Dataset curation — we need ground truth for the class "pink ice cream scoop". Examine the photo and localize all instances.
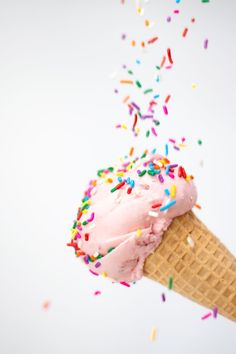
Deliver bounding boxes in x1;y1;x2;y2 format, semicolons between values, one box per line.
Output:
68;150;197;283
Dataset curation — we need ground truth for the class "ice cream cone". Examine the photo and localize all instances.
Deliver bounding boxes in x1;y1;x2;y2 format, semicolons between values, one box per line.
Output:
144;211;236;322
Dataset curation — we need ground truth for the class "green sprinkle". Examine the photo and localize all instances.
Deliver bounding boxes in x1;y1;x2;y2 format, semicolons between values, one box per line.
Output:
97;169;104;177
110;186;117;193
81;203;90;211
198;139;202;145
155;65;161;70
82;221;88;226
88;256;94;263
136;80;142;88
141;152;147;159
108;167;114;172
108;247;115;253
128;70;133;75
148;170;155;176
137;111;142;118
202;0;209;3
97;254;103;259
72;221;77;229
168;275;173;290
144;88;153;95
146;130;150;138
138;170;147;177
153;120;160;126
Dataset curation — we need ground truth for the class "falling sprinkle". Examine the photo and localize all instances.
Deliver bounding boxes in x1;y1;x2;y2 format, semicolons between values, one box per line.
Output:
192;83;197;89
129;147;134;156
152;203;162;209
165;144;168;156
165;95;171;103
136;229;142;238
194;203;202;210
161;293;166;302
204;39;208;49
136;80;142;88
163;106;168;115
120;80;133;84
121;33;126;40
173;10;180;14
42;300;51;310
144;88;153;95
131;40;136;47
213;306;218;319
123;95;130;103
94;290;101;296
168;275;173;290
146;130;150;138
182;27;188;38
151;127;158;137
147;36;158;44
201;312;212;320
198;139;202;145
167;48;174;64
120;281;130;287
150;327;157;342
202;0;210;3
89;269;99;276
160;56;166;68
167;16;171;22
145;19;150;27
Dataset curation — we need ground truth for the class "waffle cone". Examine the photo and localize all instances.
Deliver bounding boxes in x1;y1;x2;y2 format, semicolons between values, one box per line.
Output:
144;211;236;322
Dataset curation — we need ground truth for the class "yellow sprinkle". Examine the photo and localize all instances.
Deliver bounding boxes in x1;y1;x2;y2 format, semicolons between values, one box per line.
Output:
135;127;140;135
126;164;133;171
71;229;77;239
186;175;191;182
192;83;197;89
150;327;157;342
106;178;113;183
82;209;88;215
137;7;144;15
170;184;176;198
116;172;124;177
179;143;187;148
102;272;107;278
145;19;150;27
136;229;142;238
121;124;127;130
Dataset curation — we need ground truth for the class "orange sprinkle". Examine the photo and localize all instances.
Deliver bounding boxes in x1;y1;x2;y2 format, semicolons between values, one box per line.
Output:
131;40;136;47
165;95;171;104
194;204;202;210
120;80;134;84
123;95;130;103
129;147;134;156
182;27;188;38
160;55;166;68
141;41;145;48
106;178;113;183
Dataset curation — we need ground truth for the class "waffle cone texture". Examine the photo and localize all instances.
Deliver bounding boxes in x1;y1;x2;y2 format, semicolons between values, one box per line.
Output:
144;211;236;322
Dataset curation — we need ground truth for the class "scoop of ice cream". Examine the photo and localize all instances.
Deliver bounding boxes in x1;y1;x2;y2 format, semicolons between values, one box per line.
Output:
68;150;197;282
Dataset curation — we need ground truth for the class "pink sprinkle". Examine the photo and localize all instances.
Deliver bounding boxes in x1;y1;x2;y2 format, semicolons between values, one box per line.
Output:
151;127;158;137
165;65;172;69
120;281;130;287
204;39;208;49
163;105;168;115
173;9;179;14
89;269;99;276
116;124;121;128
87;212;95;222
181;137;186;142
169;138;176;144
168;173;175;179
201;312;212;320
94;290;101;296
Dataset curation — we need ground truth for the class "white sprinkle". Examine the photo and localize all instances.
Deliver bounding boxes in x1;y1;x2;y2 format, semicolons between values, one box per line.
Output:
148;211;158;218
187;235;195;248
93;251;99;258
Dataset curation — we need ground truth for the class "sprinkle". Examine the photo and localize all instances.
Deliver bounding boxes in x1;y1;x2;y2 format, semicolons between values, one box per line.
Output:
136;80;142;88
165;144;168;156
168;275;173;289
147;36;158;44
160;56;166;68
89;269;99;276
94;290;101;296
167;48;174;64
129;147;134;156
170;184;176;197
182;28;188;37
102;272;107;278
201;312;212;320
163;105;168;115
160;200;176;212
191;17;195;23
120;80;133;84
131;102;140;110
146;130;150;138
198;139;202;145
202;0;210;3
145;19;150;27
84;233;89;241
161;293;166;302
187;235;195;248
121;33;126;40
131;40;136;47
194;203;202;210
164;189;170;196
120;281;130;287
136;59;141;64
139;170;147;177
95;261;101;268
142;115;153;119
127;187;132;194
173;10;179;14
150;327;157;341
151;127;158;137
165;95;171;104
176;0;181;3
151;203;162;209
204;39;208;49
132;113;138;130
213;306;218;319
167;16;171;22
144;88;153;95
158;174;164;183
136;229;142;238
192;83;197;89
42;300;51;310
148;211;158;217
169;138;176;144
108;247;115;253
141;41;145;48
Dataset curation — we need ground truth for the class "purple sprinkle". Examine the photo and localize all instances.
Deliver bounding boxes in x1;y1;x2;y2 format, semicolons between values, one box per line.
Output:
137;169;141;174
168;164;178;168
213;306;218;319
142;115;154;119
158;174;164;183
89;269;99;276
95;261;101;268
122;64;127;69
167;16;171;22
174;146;180;151
114;89;119;94
131;102;140;111
161;293;166;302
129;105;134;115
121;33;126;40
204;39;208;49
84;255;89;264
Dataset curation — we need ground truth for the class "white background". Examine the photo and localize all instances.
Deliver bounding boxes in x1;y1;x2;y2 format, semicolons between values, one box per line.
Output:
0;0;236;353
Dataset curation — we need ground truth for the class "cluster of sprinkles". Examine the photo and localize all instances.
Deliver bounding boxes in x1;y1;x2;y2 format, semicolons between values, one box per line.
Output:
68;148;194;281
